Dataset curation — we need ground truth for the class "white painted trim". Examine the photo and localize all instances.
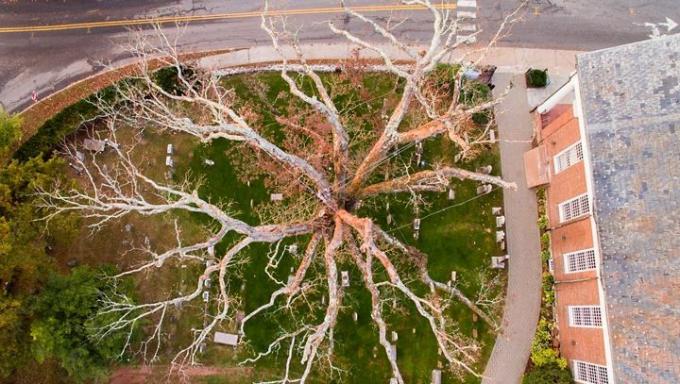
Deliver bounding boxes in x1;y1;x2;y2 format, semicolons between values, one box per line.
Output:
573;75;616;384
573;359;610;384
536;72;578;114
568;305;603;328
564;248;597;273
553;140;584;174
558;192;590;222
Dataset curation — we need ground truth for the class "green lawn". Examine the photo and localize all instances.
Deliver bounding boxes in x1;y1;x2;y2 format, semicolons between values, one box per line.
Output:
51;70;505;383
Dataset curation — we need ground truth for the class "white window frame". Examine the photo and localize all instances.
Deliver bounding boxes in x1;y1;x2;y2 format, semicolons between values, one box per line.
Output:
554;141;584;174
559;193;590;223
564;248;597;273
568;305;603;328
573;360;610;384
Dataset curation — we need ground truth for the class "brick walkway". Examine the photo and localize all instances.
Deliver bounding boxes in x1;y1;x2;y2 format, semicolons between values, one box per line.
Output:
482;73;543;384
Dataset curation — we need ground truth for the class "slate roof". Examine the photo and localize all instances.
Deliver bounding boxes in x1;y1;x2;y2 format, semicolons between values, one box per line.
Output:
577;34;680;383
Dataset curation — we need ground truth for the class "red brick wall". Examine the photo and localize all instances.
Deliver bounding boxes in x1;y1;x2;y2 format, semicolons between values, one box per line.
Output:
536;105;607;367
555;279;607;366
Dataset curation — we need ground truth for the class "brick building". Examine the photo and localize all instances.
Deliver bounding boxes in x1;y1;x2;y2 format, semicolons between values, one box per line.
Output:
524;34;680;383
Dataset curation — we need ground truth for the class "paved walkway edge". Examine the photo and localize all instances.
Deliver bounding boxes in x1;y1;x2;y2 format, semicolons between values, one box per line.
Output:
482;73;547;384
13;43;582;115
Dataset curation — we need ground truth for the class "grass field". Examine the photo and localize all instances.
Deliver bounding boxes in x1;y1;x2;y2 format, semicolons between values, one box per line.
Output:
52;70;506;383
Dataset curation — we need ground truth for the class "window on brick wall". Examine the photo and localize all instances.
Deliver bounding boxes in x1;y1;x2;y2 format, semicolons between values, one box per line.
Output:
559;193;590;222
554;141;584;174
569;306;603;327
564;248;597;273
574;360;610;384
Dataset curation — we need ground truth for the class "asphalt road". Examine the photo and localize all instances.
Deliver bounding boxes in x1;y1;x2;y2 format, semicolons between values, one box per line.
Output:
1;0;678;112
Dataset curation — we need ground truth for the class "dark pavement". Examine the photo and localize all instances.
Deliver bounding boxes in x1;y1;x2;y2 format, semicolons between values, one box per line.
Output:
1;0;679;112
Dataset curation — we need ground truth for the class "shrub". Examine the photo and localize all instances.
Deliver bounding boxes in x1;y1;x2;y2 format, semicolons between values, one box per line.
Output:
523;362;572;384
153;65;198;95
530;319;566;368
525;68;548;88
540;232;551;250
31;266;138;382
537;215;549;231
0;109;22;162
542;272;555;305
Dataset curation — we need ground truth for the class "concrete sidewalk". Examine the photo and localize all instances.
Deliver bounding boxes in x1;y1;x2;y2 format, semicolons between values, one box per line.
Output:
482;73;543;384
13;43;581;115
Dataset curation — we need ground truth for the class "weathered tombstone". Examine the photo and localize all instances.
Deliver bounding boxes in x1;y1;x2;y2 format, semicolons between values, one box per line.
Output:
413;218;421;240
352;312;358;322
167;144;174;155
341;271;350;287
448;187;455;200
391;331;398;342
432;369;442;384
476;165;493;174
477;184;492;195
288;244;298;255
202;291;210;302
270;193;284;201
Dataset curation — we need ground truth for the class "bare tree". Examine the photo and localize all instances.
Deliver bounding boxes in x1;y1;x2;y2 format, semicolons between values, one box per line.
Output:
40;1;522;382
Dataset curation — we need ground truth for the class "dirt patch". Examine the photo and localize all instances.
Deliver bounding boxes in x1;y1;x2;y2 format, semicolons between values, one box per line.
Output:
109;365;254;384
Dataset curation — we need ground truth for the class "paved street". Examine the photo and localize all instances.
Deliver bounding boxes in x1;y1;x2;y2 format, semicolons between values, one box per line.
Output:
1;0;679;112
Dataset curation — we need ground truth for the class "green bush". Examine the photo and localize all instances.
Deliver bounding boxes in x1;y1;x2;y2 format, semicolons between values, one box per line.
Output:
523;362;572;384
526;68;548;88
530;319;566;369
542;272;555;305
153;65;198;95
540;232;551;250
472;111;491;126
537;215;549;231
31;266;138;382
0;109;22;162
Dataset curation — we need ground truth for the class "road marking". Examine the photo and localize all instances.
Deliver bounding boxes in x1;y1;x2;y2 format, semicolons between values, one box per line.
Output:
456;35;477;44
457;10;477;19
458;24;476;32
0;3;456;34
457;0;477;9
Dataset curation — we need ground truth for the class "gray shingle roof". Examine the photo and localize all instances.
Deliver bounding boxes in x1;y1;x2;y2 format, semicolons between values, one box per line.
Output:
577;34;680;383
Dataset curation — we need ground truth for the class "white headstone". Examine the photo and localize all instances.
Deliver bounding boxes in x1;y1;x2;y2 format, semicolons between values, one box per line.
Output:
213;332;239;346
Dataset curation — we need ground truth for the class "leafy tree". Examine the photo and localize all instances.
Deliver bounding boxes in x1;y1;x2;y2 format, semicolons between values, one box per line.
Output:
523;362;573;384
0;108;22;162
31;266;136;382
